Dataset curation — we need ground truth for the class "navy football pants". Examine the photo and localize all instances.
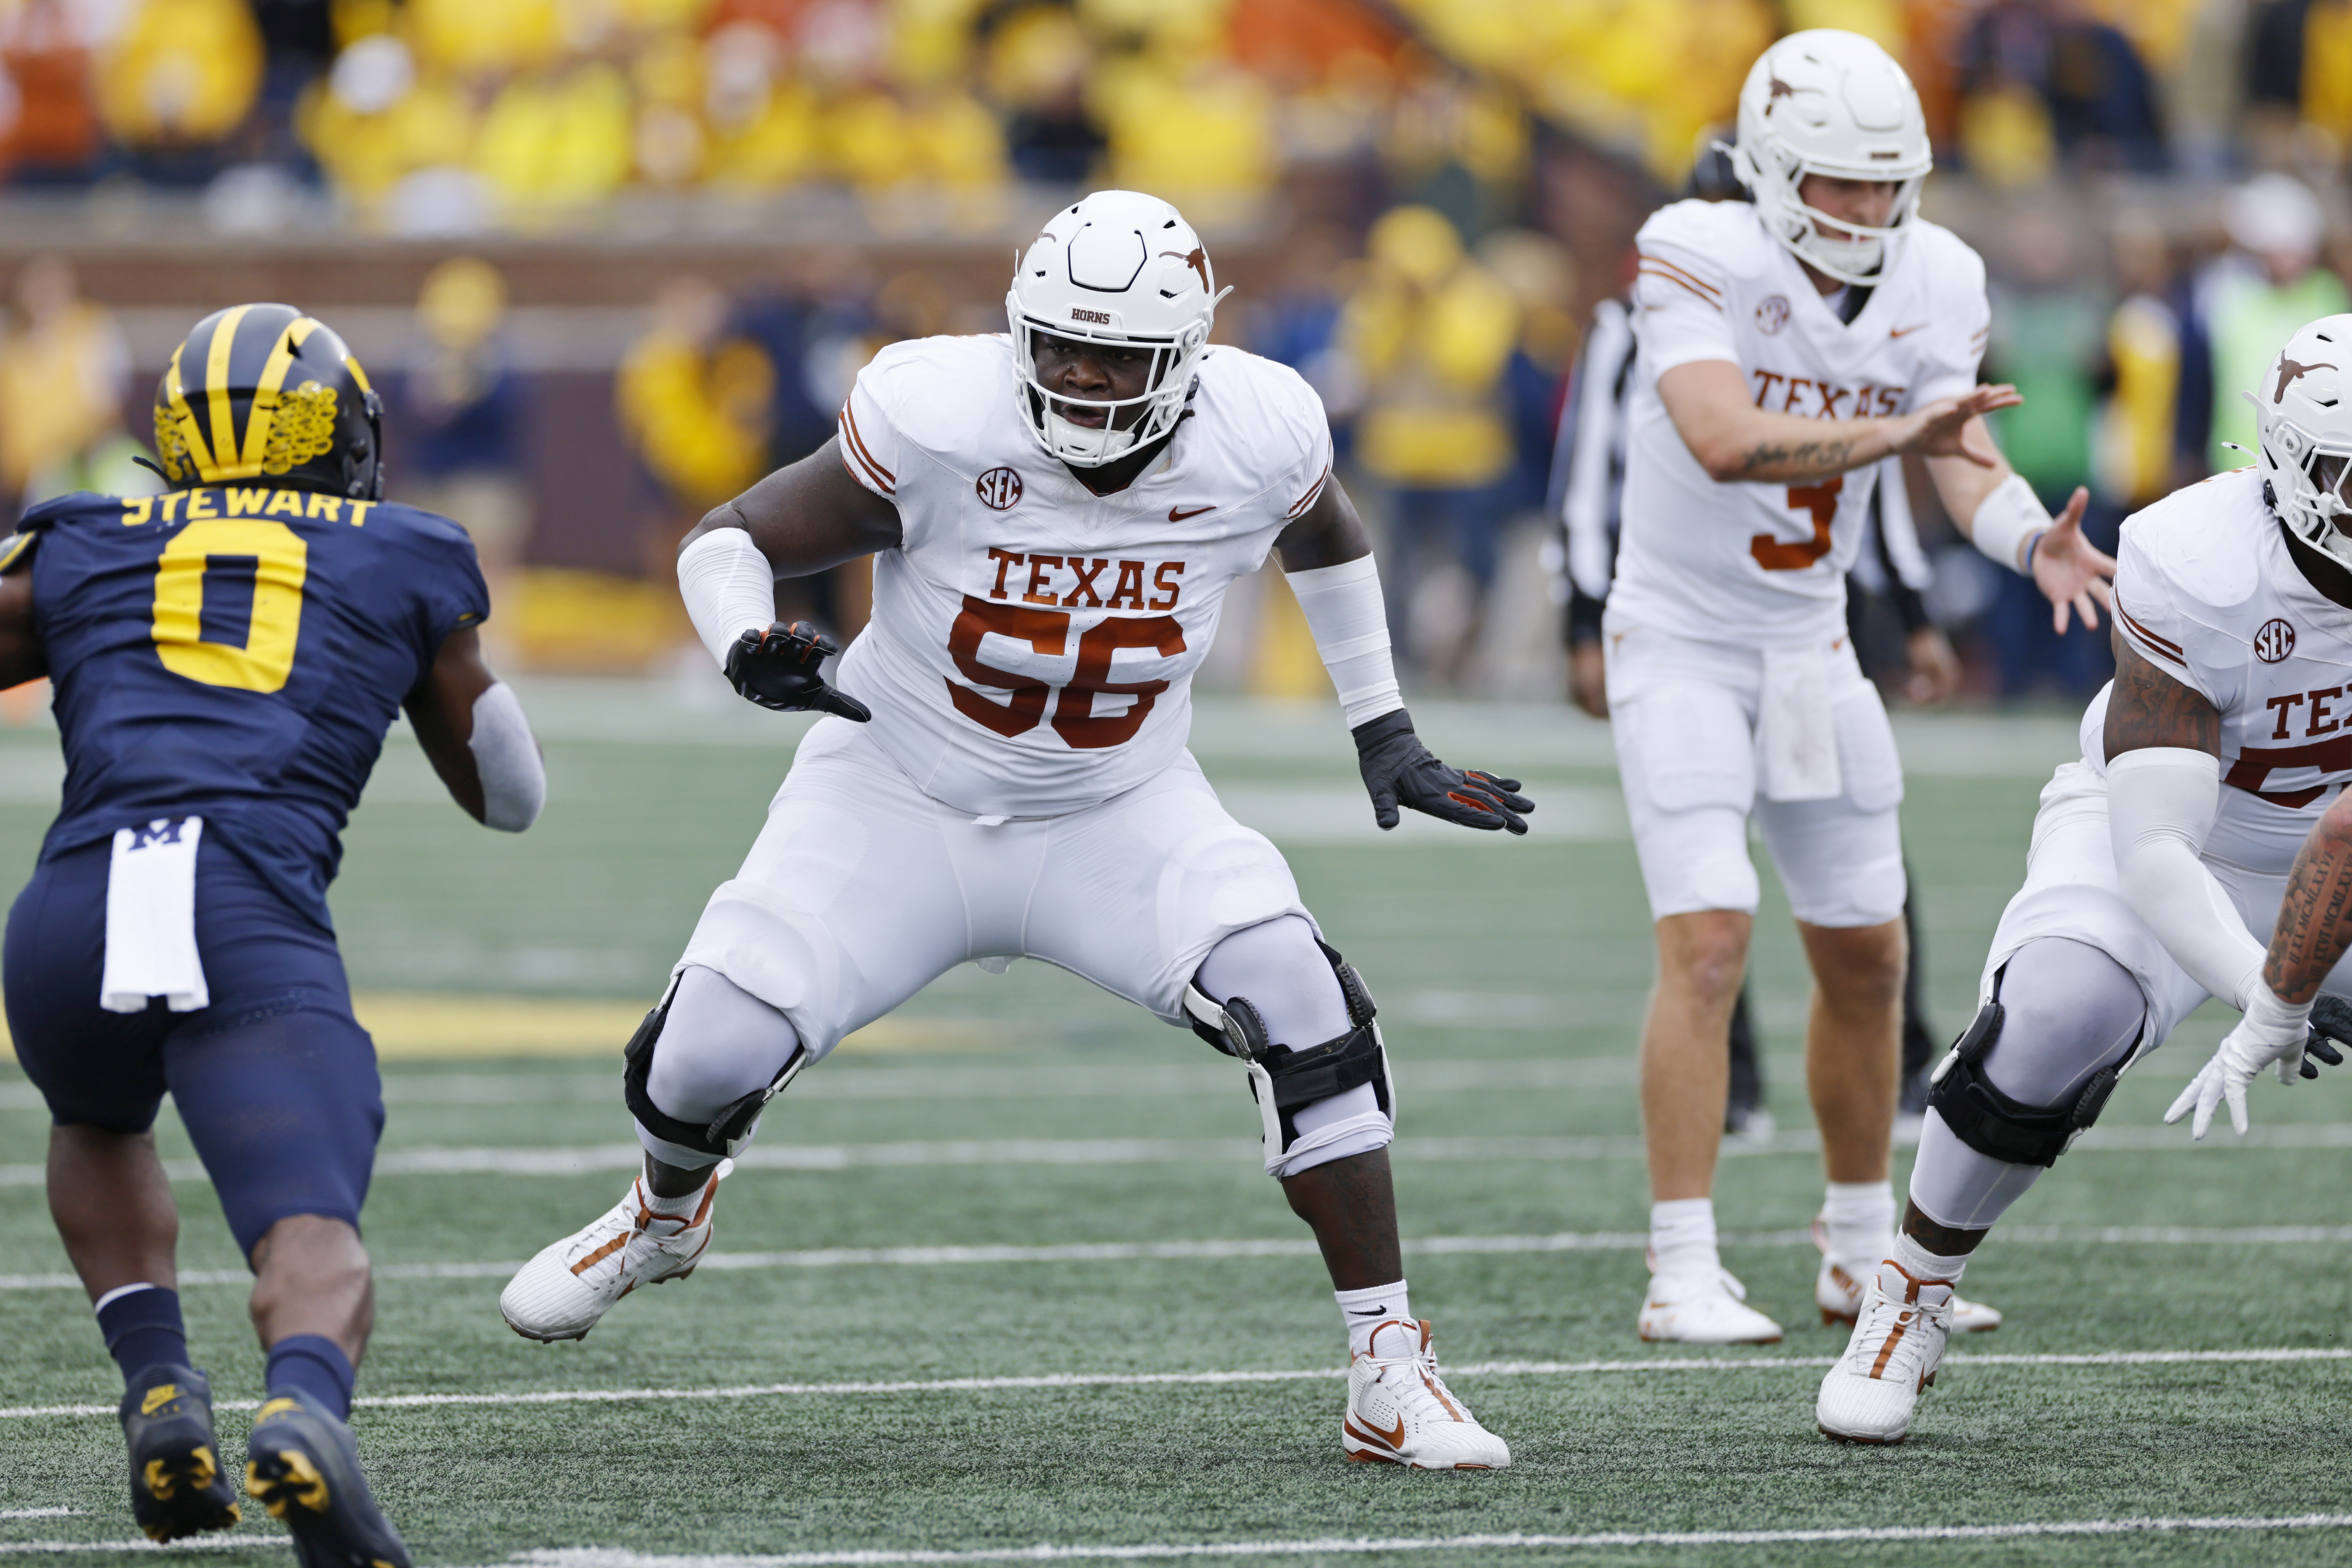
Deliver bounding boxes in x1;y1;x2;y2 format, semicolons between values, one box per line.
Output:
6;836;383;1258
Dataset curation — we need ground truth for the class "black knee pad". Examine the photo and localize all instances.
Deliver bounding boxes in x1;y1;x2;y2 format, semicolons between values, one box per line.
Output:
1926;999;2124;1168
1182;938;1392;1161
621;974;807;1160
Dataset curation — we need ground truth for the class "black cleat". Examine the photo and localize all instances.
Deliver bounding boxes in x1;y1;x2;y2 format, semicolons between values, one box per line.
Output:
120;1364;242;1543
244;1388;412;1568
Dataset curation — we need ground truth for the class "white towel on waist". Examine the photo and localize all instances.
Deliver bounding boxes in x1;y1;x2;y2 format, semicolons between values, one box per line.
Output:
100;816;209;1014
1758;646;1842;802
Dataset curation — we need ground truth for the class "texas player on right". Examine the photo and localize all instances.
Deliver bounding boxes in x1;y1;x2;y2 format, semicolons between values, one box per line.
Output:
1608;27;2114;1349
1817;317;2352;1444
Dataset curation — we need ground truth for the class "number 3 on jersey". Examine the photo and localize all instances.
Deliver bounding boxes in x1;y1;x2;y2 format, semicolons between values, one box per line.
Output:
150;518;308;693
948;597;1185;749
1751;477;1842;572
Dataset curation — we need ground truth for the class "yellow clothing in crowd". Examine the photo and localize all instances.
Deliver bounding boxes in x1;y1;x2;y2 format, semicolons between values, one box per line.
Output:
616;330;776;510
0;300;128;495
94;0;262;147
1344;206;1519;491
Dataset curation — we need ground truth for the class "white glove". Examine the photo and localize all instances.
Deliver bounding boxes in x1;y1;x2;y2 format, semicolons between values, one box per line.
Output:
2165;984;2312;1140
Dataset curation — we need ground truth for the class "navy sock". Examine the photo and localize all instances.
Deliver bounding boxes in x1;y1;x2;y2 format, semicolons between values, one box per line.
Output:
265;1335;355;1423
95;1284;188;1389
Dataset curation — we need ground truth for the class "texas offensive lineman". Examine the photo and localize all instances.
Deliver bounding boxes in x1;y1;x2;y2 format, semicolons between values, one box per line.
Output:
1816;317;2352;1443
1607;30;2114;1344
499;191;1532;1469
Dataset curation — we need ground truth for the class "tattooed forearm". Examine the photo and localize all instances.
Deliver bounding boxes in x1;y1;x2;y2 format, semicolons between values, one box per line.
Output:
2103;632;2220;760
1736;439;1858;479
2266;805;2352;1003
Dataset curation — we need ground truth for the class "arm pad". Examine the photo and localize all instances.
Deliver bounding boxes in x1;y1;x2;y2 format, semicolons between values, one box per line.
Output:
678;527;777;670
467;680;544;833
2108;747;2263;1009
1285;554;1403;728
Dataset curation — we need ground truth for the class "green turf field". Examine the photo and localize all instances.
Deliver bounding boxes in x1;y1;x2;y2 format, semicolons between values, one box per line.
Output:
3;686;2349;1566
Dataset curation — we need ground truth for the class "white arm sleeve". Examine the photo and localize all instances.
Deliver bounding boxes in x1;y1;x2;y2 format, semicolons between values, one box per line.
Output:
677;528;776;670
466;681;545;833
2108;747;2266;1010
1284;555;1403;728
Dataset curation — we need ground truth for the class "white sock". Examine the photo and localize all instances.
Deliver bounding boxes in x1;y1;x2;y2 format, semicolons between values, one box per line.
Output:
1892;1229;1968;1286
639;1170;714;1219
1820;1179;1896;1267
1649;1197;1719;1285
1335;1280;1410;1358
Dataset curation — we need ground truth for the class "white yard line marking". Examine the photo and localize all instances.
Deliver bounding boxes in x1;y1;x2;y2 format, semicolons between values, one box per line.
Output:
9;1118;2348;1188
5;1348;2343;1422
0;1541;279;1556
7;1223;2348;1295
452;1515;2352;1565
0;1508;78;1519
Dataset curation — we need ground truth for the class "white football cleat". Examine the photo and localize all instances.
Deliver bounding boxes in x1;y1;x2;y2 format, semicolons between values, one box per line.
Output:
1813;1218;2002;1333
1341;1319;1510;1470
1638;1265;1783;1345
499;1169;720;1342
1816;1259;1953;1444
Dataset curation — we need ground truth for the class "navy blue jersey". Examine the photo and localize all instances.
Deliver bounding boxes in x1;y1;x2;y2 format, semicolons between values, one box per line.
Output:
10;486;487;924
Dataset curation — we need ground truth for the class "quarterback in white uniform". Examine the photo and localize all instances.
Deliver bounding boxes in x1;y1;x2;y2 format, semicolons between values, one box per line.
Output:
1818;316;2352;1443
1605;30;2115;1347
499;190;1533;1470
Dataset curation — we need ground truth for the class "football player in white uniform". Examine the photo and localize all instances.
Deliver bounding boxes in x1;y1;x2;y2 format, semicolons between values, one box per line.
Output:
1607;30;2115;1346
499;190;1531;1470
1816;316;2352;1443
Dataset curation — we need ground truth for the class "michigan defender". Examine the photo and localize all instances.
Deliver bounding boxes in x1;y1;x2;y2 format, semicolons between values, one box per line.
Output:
500;190;1530;1470
1817;318;2352;1443
0;304;545;1559
1605;30;2117;1346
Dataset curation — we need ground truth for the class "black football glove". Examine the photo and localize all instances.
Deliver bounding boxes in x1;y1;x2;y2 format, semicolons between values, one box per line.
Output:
2299;994;2352;1080
724;621;871;721
1350;708;1533;834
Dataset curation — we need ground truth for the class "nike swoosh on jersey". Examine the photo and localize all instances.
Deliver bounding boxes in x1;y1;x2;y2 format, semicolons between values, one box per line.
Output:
1888;323;1930;338
1169;504;1216;521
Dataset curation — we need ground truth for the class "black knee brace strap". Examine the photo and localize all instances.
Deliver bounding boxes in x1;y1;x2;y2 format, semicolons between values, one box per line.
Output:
1926;1000;2123;1168
1183;938;1391;1157
621;975;807;1161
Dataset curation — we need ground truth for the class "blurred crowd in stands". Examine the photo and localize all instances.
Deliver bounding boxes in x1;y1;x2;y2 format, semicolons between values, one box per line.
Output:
2;0;2351;702
3;2;2349;223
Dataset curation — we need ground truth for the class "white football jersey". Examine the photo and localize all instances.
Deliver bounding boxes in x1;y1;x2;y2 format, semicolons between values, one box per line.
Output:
2092;467;2352;873
833;333;1332;818
1608;199;1990;646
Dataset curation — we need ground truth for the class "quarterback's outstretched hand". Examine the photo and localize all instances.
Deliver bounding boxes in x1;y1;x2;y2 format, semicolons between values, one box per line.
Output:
2164;988;2324;1140
2030;486;2114;636
724;621;871;721
1351;709;1533;835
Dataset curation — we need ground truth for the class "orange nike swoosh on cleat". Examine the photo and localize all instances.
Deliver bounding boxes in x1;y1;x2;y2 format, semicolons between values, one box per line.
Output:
1346;1412;1408;1450
1888;323;1930;338
1169;504;1215;521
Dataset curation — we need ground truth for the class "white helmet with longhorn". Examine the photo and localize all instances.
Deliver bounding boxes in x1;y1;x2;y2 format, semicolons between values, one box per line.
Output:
2254;315;2352;568
1006;189;1232;466
1730;29;1932;287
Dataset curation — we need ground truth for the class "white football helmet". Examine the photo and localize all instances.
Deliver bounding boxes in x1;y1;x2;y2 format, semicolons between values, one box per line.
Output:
2253;315;2352;569
1006;189;1231;466
1729;30;1932;287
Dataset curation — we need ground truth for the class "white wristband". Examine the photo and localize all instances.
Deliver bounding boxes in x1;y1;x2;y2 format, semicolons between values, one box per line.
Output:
1969;472;2051;575
677;528;776;670
2240;979;2313;1045
1285;555;1403;728
467;680;545;833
